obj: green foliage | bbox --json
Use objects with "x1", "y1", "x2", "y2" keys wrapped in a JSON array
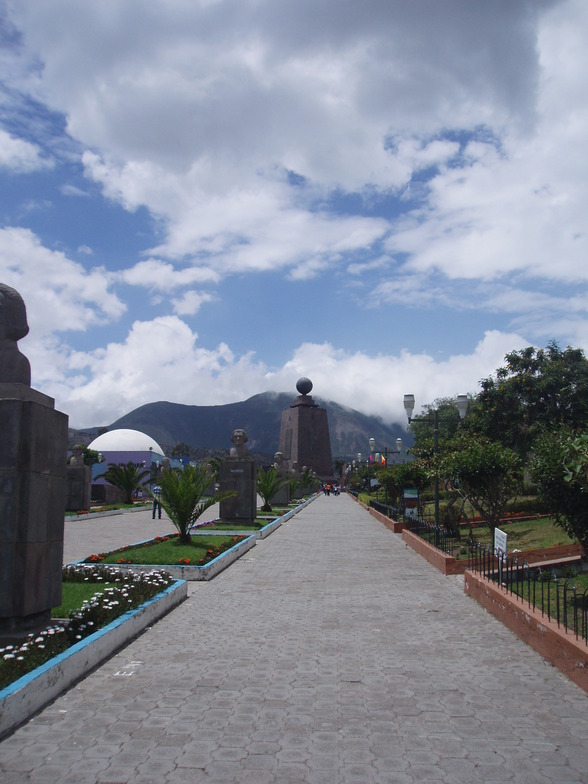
[
  {"x1": 530, "y1": 429, "x2": 588, "y2": 554},
  {"x1": 441, "y1": 436, "x2": 523, "y2": 534},
  {"x1": 300, "y1": 467, "x2": 321, "y2": 491},
  {"x1": 169, "y1": 441, "x2": 193, "y2": 458},
  {"x1": 157, "y1": 464, "x2": 235, "y2": 543},
  {"x1": 257, "y1": 466, "x2": 289, "y2": 512},
  {"x1": 563, "y1": 433, "x2": 588, "y2": 489},
  {"x1": 376, "y1": 462, "x2": 429, "y2": 506},
  {"x1": 83, "y1": 447, "x2": 101, "y2": 465},
  {"x1": 206, "y1": 456, "x2": 223, "y2": 483},
  {"x1": 102, "y1": 462, "x2": 151, "y2": 504},
  {"x1": 466, "y1": 342, "x2": 588, "y2": 456},
  {"x1": 409, "y1": 397, "x2": 468, "y2": 455}
]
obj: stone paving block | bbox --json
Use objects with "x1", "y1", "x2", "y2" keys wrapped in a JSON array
[{"x1": 1, "y1": 495, "x2": 587, "y2": 784}]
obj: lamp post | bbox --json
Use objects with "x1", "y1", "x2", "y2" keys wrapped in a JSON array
[
  {"x1": 403, "y1": 394, "x2": 468, "y2": 535},
  {"x1": 368, "y1": 437, "x2": 403, "y2": 510}
]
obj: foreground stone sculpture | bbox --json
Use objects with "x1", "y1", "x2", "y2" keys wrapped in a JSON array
[
  {"x1": 0, "y1": 284, "x2": 68, "y2": 640},
  {"x1": 219, "y1": 428, "x2": 257, "y2": 524}
]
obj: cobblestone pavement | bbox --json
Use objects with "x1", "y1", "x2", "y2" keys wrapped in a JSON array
[{"x1": 1, "y1": 493, "x2": 587, "y2": 783}]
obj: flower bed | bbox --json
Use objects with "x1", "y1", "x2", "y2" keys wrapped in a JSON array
[
  {"x1": 76, "y1": 533, "x2": 257, "y2": 581},
  {"x1": 0, "y1": 572, "x2": 186, "y2": 739}
]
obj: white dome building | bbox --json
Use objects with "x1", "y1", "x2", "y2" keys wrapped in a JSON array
[
  {"x1": 88, "y1": 429, "x2": 164, "y2": 455},
  {"x1": 87, "y1": 428, "x2": 167, "y2": 502}
]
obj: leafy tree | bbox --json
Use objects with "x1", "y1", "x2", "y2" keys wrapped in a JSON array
[
  {"x1": 170, "y1": 441, "x2": 193, "y2": 458},
  {"x1": 257, "y1": 466, "x2": 289, "y2": 512},
  {"x1": 530, "y1": 430, "x2": 588, "y2": 554},
  {"x1": 409, "y1": 397, "x2": 469, "y2": 455},
  {"x1": 156, "y1": 464, "x2": 235, "y2": 544},
  {"x1": 377, "y1": 462, "x2": 429, "y2": 508},
  {"x1": 102, "y1": 462, "x2": 151, "y2": 504},
  {"x1": 441, "y1": 436, "x2": 523, "y2": 535},
  {"x1": 465, "y1": 342, "x2": 588, "y2": 456}
]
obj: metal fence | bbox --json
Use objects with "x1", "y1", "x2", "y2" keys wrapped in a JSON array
[
  {"x1": 468, "y1": 544, "x2": 588, "y2": 646},
  {"x1": 402, "y1": 516, "x2": 459, "y2": 555}
]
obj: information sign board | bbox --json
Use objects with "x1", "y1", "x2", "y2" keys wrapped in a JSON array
[{"x1": 494, "y1": 527, "x2": 508, "y2": 557}]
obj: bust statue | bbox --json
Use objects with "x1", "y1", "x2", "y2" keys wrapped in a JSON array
[
  {"x1": 69, "y1": 444, "x2": 85, "y2": 466},
  {"x1": 0, "y1": 283, "x2": 31, "y2": 385},
  {"x1": 230, "y1": 428, "x2": 250, "y2": 458}
]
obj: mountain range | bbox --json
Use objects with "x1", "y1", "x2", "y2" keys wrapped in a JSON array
[{"x1": 69, "y1": 391, "x2": 411, "y2": 461}]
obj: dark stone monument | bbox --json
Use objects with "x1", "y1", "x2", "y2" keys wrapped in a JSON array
[
  {"x1": 66, "y1": 445, "x2": 91, "y2": 511},
  {"x1": 219, "y1": 429, "x2": 257, "y2": 523},
  {"x1": 270, "y1": 451, "x2": 290, "y2": 506},
  {"x1": 278, "y1": 378, "x2": 333, "y2": 479},
  {"x1": 0, "y1": 284, "x2": 68, "y2": 640}
]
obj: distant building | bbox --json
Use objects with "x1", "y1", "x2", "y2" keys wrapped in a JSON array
[{"x1": 87, "y1": 428, "x2": 170, "y2": 502}]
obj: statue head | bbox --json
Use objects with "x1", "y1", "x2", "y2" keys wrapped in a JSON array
[
  {"x1": 0, "y1": 283, "x2": 31, "y2": 384},
  {"x1": 230, "y1": 428, "x2": 250, "y2": 457},
  {"x1": 69, "y1": 444, "x2": 84, "y2": 466}
]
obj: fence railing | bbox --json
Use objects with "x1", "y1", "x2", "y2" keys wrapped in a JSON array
[
  {"x1": 468, "y1": 544, "x2": 588, "y2": 646},
  {"x1": 402, "y1": 516, "x2": 459, "y2": 555}
]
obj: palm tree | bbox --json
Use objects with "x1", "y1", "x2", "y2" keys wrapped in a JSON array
[
  {"x1": 156, "y1": 464, "x2": 235, "y2": 543},
  {"x1": 257, "y1": 466, "x2": 289, "y2": 513},
  {"x1": 102, "y1": 462, "x2": 151, "y2": 504}
]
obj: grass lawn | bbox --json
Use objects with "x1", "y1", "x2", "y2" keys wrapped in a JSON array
[
  {"x1": 467, "y1": 517, "x2": 577, "y2": 551},
  {"x1": 196, "y1": 519, "x2": 267, "y2": 531},
  {"x1": 506, "y1": 571, "x2": 588, "y2": 637},
  {"x1": 51, "y1": 582, "x2": 115, "y2": 618},
  {"x1": 93, "y1": 534, "x2": 246, "y2": 566}
]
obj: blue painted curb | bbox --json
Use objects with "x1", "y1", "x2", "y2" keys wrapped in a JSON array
[{"x1": 0, "y1": 579, "x2": 187, "y2": 740}]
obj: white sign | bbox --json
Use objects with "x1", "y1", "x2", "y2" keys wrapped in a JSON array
[{"x1": 494, "y1": 527, "x2": 508, "y2": 557}]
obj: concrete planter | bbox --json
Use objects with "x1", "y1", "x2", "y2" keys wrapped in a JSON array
[
  {"x1": 0, "y1": 579, "x2": 187, "y2": 740},
  {"x1": 75, "y1": 534, "x2": 258, "y2": 581}
]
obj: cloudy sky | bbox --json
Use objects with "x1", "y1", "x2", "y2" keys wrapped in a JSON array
[{"x1": 1, "y1": 0, "x2": 586, "y2": 430}]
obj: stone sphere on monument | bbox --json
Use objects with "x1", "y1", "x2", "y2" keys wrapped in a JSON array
[{"x1": 296, "y1": 377, "x2": 313, "y2": 396}]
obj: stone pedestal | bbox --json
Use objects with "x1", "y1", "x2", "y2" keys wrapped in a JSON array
[
  {"x1": 0, "y1": 383, "x2": 68, "y2": 638},
  {"x1": 219, "y1": 459, "x2": 257, "y2": 523},
  {"x1": 66, "y1": 465, "x2": 91, "y2": 511},
  {"x1": 270, "y1": 482, "x2": 290, "y2": 506}
]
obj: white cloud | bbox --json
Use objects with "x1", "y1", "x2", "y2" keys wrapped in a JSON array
[
  {"x1": 0, "y1": 128, "x2": 51, "y2": 172},
  {"x1": 11, "y1": 0, "x2": 570, "y2": 289},
  {"x1": 0, "y1": 227, "x2": 125, "y2": 336},
  {"x1": 119, "y1": 258, "x2": 220, "y2": 290},
  {"x1": 27, "y1": 312, "x2": 528, "y2": 429},
  {"x1": 3, "y1": 0, "x2": 588, "y2": 433}
]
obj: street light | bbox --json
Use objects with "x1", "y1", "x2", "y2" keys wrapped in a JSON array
[
  {"x1": 403, "y1": 394, "x2": 468, "y2": 533},
  {"x1": 368, "y1": 436, "x2": 403, "y2": 510}
]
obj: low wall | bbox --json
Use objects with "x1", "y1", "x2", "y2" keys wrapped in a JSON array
[
  {"x1": 464, "y1": 570, "x2": 588, "y2": 693},
  {"x1": 366, "y1": 506, "x2": 404, "y2": 533},
  {"x1": 513, "y1": 542, "x2": 584, "y2": 565},
  {"x1": 401, "y1": 529, "x2": 465, "y2": 575}
]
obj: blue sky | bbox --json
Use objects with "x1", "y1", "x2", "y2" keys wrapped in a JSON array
[{"x1": 1, "y1": 0, "x2": 587, "y2": 429}]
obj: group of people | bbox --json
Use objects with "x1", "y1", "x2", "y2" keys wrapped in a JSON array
[{"x1": 322, "y1": 482, "x2": 340, "y2": 496}]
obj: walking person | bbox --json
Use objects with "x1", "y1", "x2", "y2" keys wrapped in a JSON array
[{"x1": 152, "y1": 483, "x2": 162, "y2": 519}]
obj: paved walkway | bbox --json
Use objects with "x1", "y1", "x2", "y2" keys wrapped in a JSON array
[{"x1": 1, "y1": 494, "x2": 587, "y2": 783}]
